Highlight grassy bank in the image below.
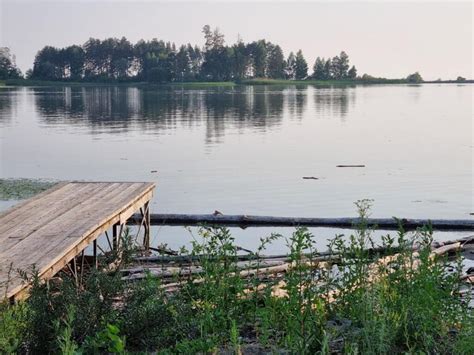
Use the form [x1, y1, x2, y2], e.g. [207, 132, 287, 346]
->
[1, 201, 472, 354]
[3, 79, 235, 88]
[3, 78, 472, 88]
[240, 78, 408, 86]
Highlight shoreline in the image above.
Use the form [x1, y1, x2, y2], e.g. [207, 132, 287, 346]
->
[1, 78, 472, 88]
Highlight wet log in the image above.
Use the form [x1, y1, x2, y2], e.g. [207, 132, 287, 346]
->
[129, 214, 474, 231]
[133, 253, 338, 264]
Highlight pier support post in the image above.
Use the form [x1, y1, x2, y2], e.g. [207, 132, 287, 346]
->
[143, 201, 151, 250]
[93, 240, 98, 268]
[112, 222, 119, 250]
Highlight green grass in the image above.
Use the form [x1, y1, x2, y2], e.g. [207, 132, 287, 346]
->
[5, 78, 413, 88]
[241, 78, 409, 86]
[164, 81, 236, 87]
[4, 77, 472, 89]
[4, 79, 235, 88]
[1, 200, 472, 353]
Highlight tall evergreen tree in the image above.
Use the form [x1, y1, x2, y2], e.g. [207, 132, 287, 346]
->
[267, 44, 285, 79]
[312, 57, 325, 80]
[348, 65, 357, 79]
[323, 59, 332, 80]
[294, 50, 308, 80]
[331, 51, 350, 79]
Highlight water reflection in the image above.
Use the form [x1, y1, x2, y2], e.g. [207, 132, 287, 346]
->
[0, 88, 20, 124]
[29, 85, 354, 141]
[313, 87, 355, 119]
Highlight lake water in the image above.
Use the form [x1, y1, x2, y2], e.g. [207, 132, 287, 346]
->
[0, 84, 472, 253]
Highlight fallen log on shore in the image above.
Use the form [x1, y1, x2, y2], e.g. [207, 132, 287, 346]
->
[129, 214, 474, 231]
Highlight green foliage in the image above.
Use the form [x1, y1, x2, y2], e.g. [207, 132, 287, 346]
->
[82, 324, 125, 354]
[54, 306, 79, 355]
[0, 202, 472, 353]
[27, 26, 364, 84]
[24, 266, 123, 353]
[327, 200, 468, 354]
[0, 302, 27, 353]
[295, 50, 309, 80]
[0, 47, 22, 80]
[348, 65, 357, 79]
[312, 57, 327, 80]
[406, 71, 423, 83]
[0, 178, 57, 200]
[267, 44, 286, 79]
[331, 51, 350, 80]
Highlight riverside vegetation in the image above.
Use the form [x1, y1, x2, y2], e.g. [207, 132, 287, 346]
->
[0, 26, 434, 85]
[0, 201, 473, 354]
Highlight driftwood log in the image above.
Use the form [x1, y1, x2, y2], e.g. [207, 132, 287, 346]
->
[128, 214, 474, 231]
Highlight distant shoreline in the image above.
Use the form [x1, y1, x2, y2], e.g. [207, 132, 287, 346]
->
[1, 78, 472, 88]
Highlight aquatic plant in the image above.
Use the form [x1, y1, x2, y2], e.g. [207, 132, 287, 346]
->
[0, 178, 57, 200]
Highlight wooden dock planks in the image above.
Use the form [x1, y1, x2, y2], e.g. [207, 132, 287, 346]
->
[0, 182, 155, 301]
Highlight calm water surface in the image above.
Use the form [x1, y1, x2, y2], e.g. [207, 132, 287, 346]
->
[0, 84, 472, 251]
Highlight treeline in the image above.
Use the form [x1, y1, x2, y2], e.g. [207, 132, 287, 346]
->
[0, 47, 22, 80]
[27, 25, 359, 83]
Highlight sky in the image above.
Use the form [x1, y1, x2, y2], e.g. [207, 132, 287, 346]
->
[0, 0, 472, 80]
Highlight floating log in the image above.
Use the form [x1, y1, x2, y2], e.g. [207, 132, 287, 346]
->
[336, 165, 365, 168]
[128, 214, 474, 231]
[133, 253, 339, 265]
[122, 260, 291, 281]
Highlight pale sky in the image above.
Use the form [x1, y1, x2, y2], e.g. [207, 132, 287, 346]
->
[0, 0, 472, 80]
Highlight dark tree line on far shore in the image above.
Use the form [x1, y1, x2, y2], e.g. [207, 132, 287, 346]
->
[3, 26, 363, 83]
[4, 25, 466, 84]
[0, 48, 22, 80]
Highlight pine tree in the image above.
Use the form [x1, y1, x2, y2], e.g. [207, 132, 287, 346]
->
[312, 57, 325, 80]
[323, 58, 332, 80]
[267, 44, 285, 79]
[294, 50, 308, 80]
[348, 65, 357, 79]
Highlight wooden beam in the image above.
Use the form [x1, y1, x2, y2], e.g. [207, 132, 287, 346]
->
[128, 213, 474, 231]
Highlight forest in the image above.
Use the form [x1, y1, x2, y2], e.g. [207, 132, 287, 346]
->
[1, 26, 365, 83]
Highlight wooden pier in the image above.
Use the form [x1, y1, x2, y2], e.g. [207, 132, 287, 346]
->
[0, 182, 155, 302]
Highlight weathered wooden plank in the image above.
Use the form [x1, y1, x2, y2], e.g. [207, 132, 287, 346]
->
[0, 181, 155, 300]
[0, 182, 69, 220]
[0, 182, 141, 268]
[0, 182, 74, 234]
[0, 184, 105, 252]
[0, 183, 154, 281]
[0, 183, 124, 261]
[1, 183, 153, 298]
[130, 214, 474, 231]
